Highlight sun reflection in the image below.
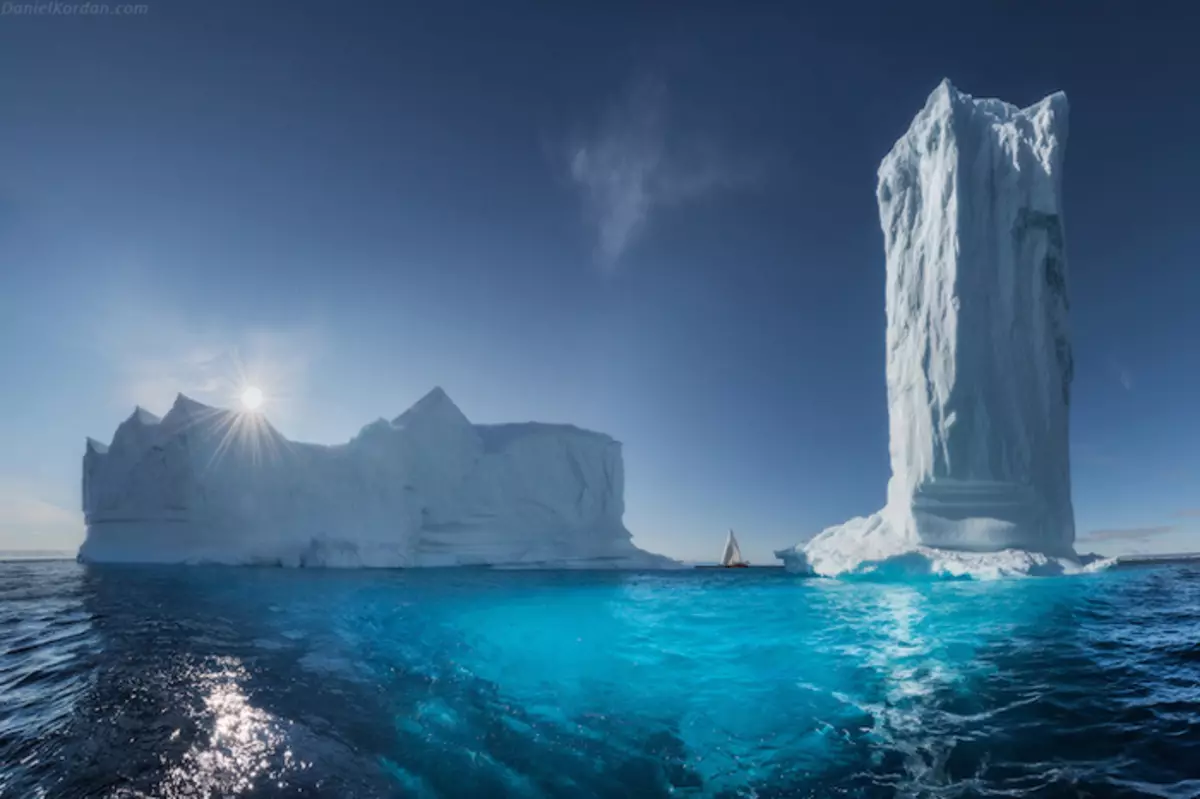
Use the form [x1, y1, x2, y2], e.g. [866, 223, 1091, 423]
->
[158, 657, 304, 796]
[849, 586, 966, 791]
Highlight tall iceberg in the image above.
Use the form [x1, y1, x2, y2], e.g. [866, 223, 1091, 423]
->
[777, 80, 1081, 577]
[79, 387, 675, 569]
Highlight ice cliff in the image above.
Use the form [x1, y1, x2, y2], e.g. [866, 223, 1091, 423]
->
[777, 80, 1086, 578]
[79, 387, 675, 569]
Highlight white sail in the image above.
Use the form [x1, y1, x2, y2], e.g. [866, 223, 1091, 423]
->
[721, 529, 745, 566]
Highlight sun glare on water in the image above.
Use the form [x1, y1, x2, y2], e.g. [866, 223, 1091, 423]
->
[240, 386, 264, 411]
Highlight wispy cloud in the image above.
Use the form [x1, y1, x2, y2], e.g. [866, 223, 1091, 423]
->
[1080, 525, 1176, 542]
[1108, 359, 1134, 392]
[1175, 509, 1200, 519]
[567, 77, 763, 268]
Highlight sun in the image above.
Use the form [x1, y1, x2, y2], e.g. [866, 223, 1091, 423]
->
[240, 386, 264, 411]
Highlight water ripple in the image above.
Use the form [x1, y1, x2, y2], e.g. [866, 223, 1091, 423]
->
[1, 561, 1198, 797]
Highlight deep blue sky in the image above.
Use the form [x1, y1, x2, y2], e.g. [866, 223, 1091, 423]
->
[1, 1, 1197, 560]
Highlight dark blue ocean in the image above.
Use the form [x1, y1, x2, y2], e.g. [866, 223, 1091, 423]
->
[1, 561, 1198, 798]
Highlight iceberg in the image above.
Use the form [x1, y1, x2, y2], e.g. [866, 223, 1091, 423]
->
[79, 387, 675, 569]
[777, 80, 1092, 578]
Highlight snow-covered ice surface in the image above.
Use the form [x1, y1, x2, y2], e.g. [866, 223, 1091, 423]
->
[79, 387, 676, 569]
[777, 80, 1098, 580]
[776, 513, 1112, 580]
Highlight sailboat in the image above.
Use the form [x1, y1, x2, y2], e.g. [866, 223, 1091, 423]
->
[696, 529, 750, 568]
[720, 529, 750, 567]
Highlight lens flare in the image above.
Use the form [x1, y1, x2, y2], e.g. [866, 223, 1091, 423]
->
[240, 386, 263, 411]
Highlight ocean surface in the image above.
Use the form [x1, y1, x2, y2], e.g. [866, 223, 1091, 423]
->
[1, 561, 1198, 798]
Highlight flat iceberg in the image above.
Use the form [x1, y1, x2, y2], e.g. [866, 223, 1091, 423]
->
[777, 80, 1092, 578]
[79, 387, 676, 569]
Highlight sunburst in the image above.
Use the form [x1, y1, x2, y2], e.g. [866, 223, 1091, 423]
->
[201, 400, 291, 473]
[199, 353, 295, 470]
[131, 346, 304, 473]
[240, 385, 264, 411]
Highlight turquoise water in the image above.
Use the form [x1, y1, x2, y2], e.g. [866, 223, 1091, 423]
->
[2, 561, 1198, 797]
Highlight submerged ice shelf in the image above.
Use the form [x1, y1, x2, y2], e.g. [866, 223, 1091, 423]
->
[777, 80, 1092, 578]
[79, 387, 675, 569]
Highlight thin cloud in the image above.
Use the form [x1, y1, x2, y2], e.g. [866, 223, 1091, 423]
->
[1175, 509, 1200, 519]
[1108, 359, 1134, 392]
[1081, 525, 1176, 542]
[568, 77, 763, 268]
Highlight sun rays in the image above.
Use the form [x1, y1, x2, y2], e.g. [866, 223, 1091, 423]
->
[105, 337, 316, 477]
[200, 400, 293, 473]
[135, 385, 293, 475]
[240, 386, 264, 411]
[179, 348, 301, 472]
